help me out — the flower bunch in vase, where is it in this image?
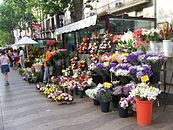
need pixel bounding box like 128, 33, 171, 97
70, 56, 79, 70
78, 36, 90, 54
78, 60, 87, 71
129, 83, 161, 101
98, 33, 112, 54
133, 29, 149, 53
129, 83, 161, 126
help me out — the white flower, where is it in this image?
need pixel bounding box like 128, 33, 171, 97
114, 69, 129, 76
88, 63, 96, 70
120, 100, 129, 109
147, 56, 159, 62
121, 31, 134, 43
87, 78, 93, 86
129, 83, 161, 101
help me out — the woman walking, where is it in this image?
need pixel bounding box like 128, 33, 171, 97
0, 50, 10, 86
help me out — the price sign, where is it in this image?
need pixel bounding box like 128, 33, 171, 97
141, 75, 149, 83
103, 62, 109, 67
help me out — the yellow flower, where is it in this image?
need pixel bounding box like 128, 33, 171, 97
103, 62, 110, 67
112, 53, 117, 58
103, 82, 112, 89
122, 53, 129, 57
62, 69, 66, 73
51, 76, 55, 80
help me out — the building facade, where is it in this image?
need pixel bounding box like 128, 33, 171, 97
39, 0, 161, 39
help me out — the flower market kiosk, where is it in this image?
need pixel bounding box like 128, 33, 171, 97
17, 14, 173, 127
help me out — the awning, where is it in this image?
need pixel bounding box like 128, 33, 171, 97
55, 15, 97, 35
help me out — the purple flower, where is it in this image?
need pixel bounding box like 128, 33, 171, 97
109, 63, 117, 68
97, 63, 108, 70
136, 65, 153, 80
127, 52, 139, 63
123, 83, 136, 96
113, 63, 131, 71
129, 66, 137, 74
97, 62, 117, 71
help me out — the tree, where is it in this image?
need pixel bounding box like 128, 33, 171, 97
40, 0, 99, 22
0, 0, 38, 44
0, 30, 13, 46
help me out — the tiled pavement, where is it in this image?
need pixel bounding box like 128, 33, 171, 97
0, 70, 173, 130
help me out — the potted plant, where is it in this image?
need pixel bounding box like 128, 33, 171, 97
96, 87, 112, 112
142, 28, 160, 53
146, 54, 166, 83
118, 97, 129, 118
161, 21, 173, 57
129, 83, 161, 126
85, 83, 103, 105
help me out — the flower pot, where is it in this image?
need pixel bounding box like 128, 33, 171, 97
100, 102, 110, 112
150, 41, 158, 54
79, 90, 84, 98
163, 40, 173, 57
118, 106, 128, 118
136, 99, 153, 126
93, 99, 100, 105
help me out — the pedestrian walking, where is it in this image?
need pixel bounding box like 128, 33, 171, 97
0, 50, 10, 86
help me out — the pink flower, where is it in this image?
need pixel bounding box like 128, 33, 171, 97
112, 35, 122, 43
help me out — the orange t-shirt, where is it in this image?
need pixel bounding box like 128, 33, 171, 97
44, 51, 56, 66
45, 51, 51, 62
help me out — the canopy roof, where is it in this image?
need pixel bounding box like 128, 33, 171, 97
55, 15, 97, 35
14, 36, 38, 45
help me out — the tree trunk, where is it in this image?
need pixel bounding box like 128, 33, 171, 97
11, 30, 15, 44
71, 0, 83, 22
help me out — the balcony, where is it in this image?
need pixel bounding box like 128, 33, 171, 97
91, 0, 150, 16
110, 0, 150, 13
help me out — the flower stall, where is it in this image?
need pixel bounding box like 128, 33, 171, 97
17, 20, 173, 127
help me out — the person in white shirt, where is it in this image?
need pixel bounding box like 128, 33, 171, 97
19, 47, 25, 68
0, 50, 10, 86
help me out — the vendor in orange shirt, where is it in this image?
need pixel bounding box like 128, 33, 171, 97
43, 46, 58, 83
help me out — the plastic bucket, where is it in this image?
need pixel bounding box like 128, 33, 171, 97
136, 99, 153, 126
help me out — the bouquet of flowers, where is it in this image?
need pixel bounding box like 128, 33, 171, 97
119, 97, 129, 109
98, 33, 112, 54
160, 21, 172, 40
117, 31, 136, 53
55, 93, 73, 103
85, 83, 103, 99
70, 56, 79, 70
142, 28, 160, 41
129, 83, 161, 101
96, 87, 112, 103
48, 90, 63, 101
78, 36, 90, 54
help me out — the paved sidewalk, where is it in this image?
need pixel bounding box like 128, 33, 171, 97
0, 70, 173, 130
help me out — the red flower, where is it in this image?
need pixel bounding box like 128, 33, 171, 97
133, 29, 143, 37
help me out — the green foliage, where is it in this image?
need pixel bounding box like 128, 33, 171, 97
0, 30, 13, 47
